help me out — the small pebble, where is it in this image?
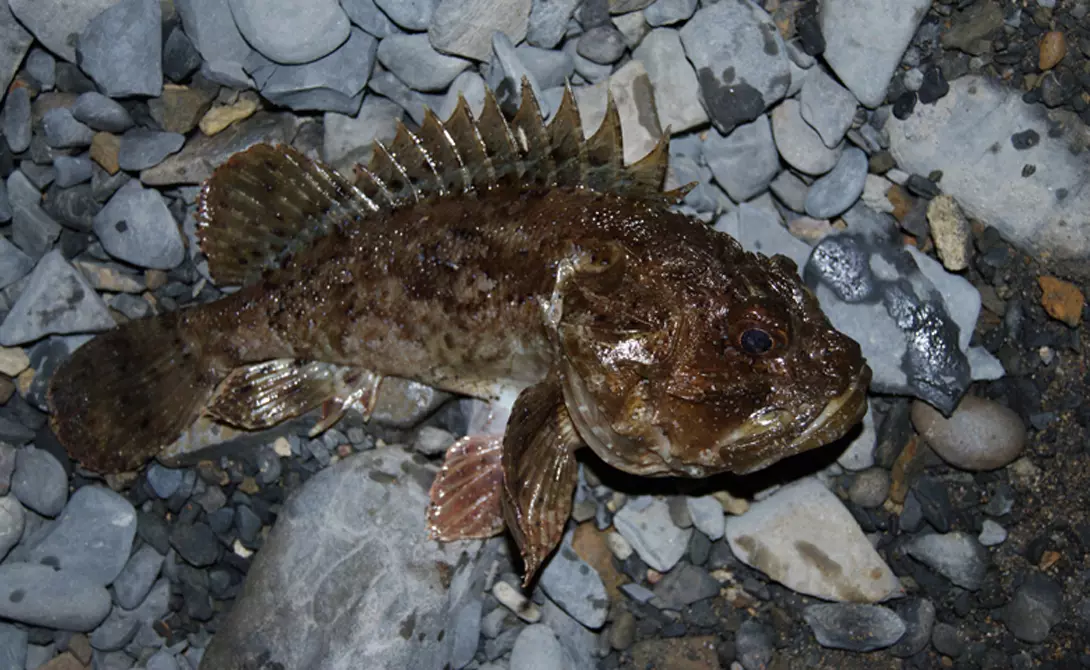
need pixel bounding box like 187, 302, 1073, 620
848, 468, 890, 509
904, 531, 988, 591
803, 603, 906, 652
1037, 275, 1083, 327
11, 446, 68, 517
978, 519, 1008, 547
1038, 31, 1066, 70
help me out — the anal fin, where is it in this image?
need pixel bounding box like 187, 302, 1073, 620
427, 436, 506, 541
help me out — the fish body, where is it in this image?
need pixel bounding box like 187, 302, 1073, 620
48, 84, 870, 580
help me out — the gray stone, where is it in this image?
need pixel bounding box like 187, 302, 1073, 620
526, 0, 579, 49
0, 237, 35, 290
77, 0, 163, 97
678, 0, 789, 134
199, 448, 485, 670
836, 399, 876, 471
0, 181, 8, 224
368, 70, 444, 127
44, 183, 101, 231
147, 650, 180, 670
438, 71, 487, 121
848, 468, 890, 509
10, 445, 68, 516
19, 161, 55, 190
509, 624, 570, 670
771, 99, 842, 175
9, 0, 117, 63
714, 200, 811, 271
229, 0, 351, 64
644, 0, 696, 26
112, 544, 165, 609
93, 180, 185, 270
613, 496, 691, 572
0, 443, 14, 494
163, 26, 203, 83
514, 45, 574, 92
71, 92, 133, 133
978, 519, 1007, 547
800, 65, 858, 148
736, 619, 773, 670
889, 598, 935, 658
0, 622, 27, 670
572, 60, 662, 165
24, 485, 137, 586
631, 28, 707, 133
429, 0, 532, 62
1003, 572, 1063, 643
725, 477, 901, 603
375, 0, 436, 30
803, 603, 906, 651
54, 155, 94, 188
175, 0, 255, 89
0, 1, 32, 97
486, 32, 545, 113
42, 108, 95, 149
322, 96, 402, 175
651, 562, 719, 609
804, 146, 868, 218
117, 129, 185, 171
142, 112, 300, 185
540, 534, 608, 629
904, 531, 988, 590
258, 28, 378, 114
26, 48, 56, 90
1, 86, 31, 153
90, 577, 170, 651
576, 24, 626, 65
378, 33, 472, 92
0, 250, 115, 345
706, 114, 778, 202
562, 38, 613, 84
0, 562, 112, 631
146, 463, 184, 499
0, 494, 24, 560
340, 0, 398, 38
685, 495, 724, 540
820, 0, 930, 107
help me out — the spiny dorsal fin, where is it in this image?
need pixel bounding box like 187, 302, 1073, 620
198, 77, 673, 286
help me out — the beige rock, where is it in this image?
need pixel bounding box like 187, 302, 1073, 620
199, 91, 260, 136
911, 395, 1025, 471
0, 346, 29, 376
927, 194, 972, 271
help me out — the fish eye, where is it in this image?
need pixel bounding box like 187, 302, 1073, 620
740, 328, 774, 355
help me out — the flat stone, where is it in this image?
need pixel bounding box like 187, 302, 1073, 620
904, 531, 988, 590
487, 32, 545, 111
9, 0, 118, 63
375, 0, 436, 31
257, 28, 378, 114
978, 519, 1007, 547
197, 91, 259, 136
0, 622, 27, 670
429, 0, 531, 62
175, 0, 255, 89
804, 603, 906, 651
0, 562, 111, 631
163, 26, 202, 82
613, 496, 691, 572
0, 494, 25, 560
804, 146, 868, 218
644, 0, 696, 26
800, 65, 858, 147
820, 0, 930, 107
0, 2, 32, 96
112, 544, 164, 609
771, 98, 841, 175
526, 0, 579, 49
678, 0, 790, 134
229, 0, 351, 64
367, 70, 444, 127
437, 71, 487, 121
651, 562, 719, 609
149, 84, 218, 134
576, 24, 626, 65
199, 448, 484, 669
77, 0, 162, 97
0, 237, 36, 290
1003, 572, 1063, 643
89, 577, 170, 651
631, 28, 707, 134
42, 108, 95, 149
911, 395, 1025, 471
24, 486, 137, 586
562, 39, 612, 84
540, 534, 609, 629
706, 114, 778, 202
340, 0, 398, 38
323, 95, 402, 174
725, 477, 901, 602
0, 250, 115, 345
509, 624, 570, 670
26, 48, 55, 90
10, 445, 68, 516
92, 179, 185, 270
1, 86, 31, 154
117, 129, 185, 171
53, 156, 94, 188
685, 495, 724, 541
378, 33, 472, 92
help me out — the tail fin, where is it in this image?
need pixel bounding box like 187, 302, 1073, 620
48, 311, 222, 473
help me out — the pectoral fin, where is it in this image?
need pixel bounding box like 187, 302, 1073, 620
501, 379, 582, 585
426, 435, 506, 541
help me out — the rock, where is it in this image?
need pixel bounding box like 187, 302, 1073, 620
613, 496, 691, 572
0, 562, 112, 631
804, 146, 867, 218
229, 0, 350, 64
904, 531, 988, 590
199, 448, 484, 669
257, 28, 378, 114
1038, 31, 1066, 71
715, 200, 813, 272
911, 396, 1025, 471
26, 48, 55, 90
1, 86, 32, 154
77, 0, 162, 97
163, 26, 203, 82
572, 60, 662, 166
90, 577, 170, 651
644, 0, 696, 26
170, 522, 221, 567
889, 598, 935, 657
0, 250, 115, 345
90, 132, 122, 174
117, 129, 185, 172
799, 65, 857, 148
540, 534, 608, 629
0, 237, 36, 290
0, 444, 14, 494
705, 114, 778, 202
678, 0, 789, 134
836, 400, 876, 471
630, 637, 719, 669
9, 173, 62, 259
368, 70, 444, 127
819, 0, 930, 107
685, 495, 724, 541
149, 84, 218, 135
509, 624, 570, 670
576, 24, 626, 65
0, 494, 24, 560
1003, 572, 1063, 643
24, 486, 137, 586
1037, 275, 1084, 327
322, 96, 402, 174
375, 0, 436, 30
0, 622, 28, 670
429, 0, 531, 62
0, 2, 32, 97
925, 194, 971, 272
725, 477, 901, 602
9, 0, 117, 63
940, 1, 1003, 55
92, 180, 185, 270
803, 604, 906, 651
198, 92, 260, 136
487, 33, 546, 111
978, 519, 1007, 547
771, 99, 841, 175
42, 108, 95, 149
916, 67, 948, 105
340, 0, 398, 38
735, 619, 773, 669
111, 544, 164, 609
508, 45, 572, 95
651, 562, 718, 609
53, 156, 94, 188
631, 30, 705, 133
10, 445, 68, 517
848, 468, 890, 509
175, 0, 255, 89
378, 33, 472, 92
526, 0, 579, 49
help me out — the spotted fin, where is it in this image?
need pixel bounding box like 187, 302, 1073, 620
426, 435, 506, 542
197, 78, 675, 287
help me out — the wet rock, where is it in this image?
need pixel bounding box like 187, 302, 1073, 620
904, 531, 988, 590
772, 98, 841, 175
799, 65, 857, 148
705, 114, 778, 202
804, 146, 867, 218
631, 28, 706, 134
378, 33, 472, 92
803, 603, 906, 651
819, 0, 930, 107
9, 0, 117, 63
230, 0, 351, 64
175, 0, 255, 88
540, 534, 608, 629
257, 28, 378, 114
679, 0, 790, 134
92, 180, 185, 270
2, 86, 32, 154
10, 445, 68, 516
76, 0, 163, 97
429, 0, 531, 62
911, 396, 1025, 471
1003, 572, 1063, 643
725, 477, 901, 602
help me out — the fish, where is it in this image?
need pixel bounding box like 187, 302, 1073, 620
47, 81, 871, 583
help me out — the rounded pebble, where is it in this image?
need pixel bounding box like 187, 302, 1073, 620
229, 0, 351, 64
11, 446, 68, 517
911, 396, 1025, 471
848, 468, 890, 509
0, 495, 25, 561
978, 519, 1008, 547
509, 624, 568, 670
804, 146, 868, 218
771, 99, 841, 175
803, 603, 906, 652
1003, 572, 1063, 643
904, 531, 988, 591
0, 562, 111, 631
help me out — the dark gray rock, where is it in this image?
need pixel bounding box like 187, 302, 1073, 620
0, 444, 16, 494
170, 522, 221, 567
930, 622, 965, 657
562, 38, 612, 84
540, 534, 608, 629
576, 24, 626, 65
163, 26, 203, 82
234, 504, 261, 543
9, 0, 117, 63
92, 179, 185, 269
258, 28, 377, 114
804, 146, 868, 218
53, 155, 94, 188
735, 619, 773, 670
1003, 572, 1064, 643
904, 531, 988, 591
0, 1, 32, 98
0, 562, 111, 631
72, 92, 134, 133
377, 33, 472, 92
175, 0, 255, 89
890, 598, 935, 657
706, 114, 778, 202
10, 445, 68, 517
230, 0, 350, 64
26, 48, 56, 90
1, 86, 31, 154
18, 161, 55, 190
24, 485, 137, 586
44, 183, 101, 231
112, 544, 164, 609
77, 0, 163, 97
679, 0, 790, 134
651, 562, 719, 609
42, 108, 95, 149
90, 577, 171, 651
803, 603, 906, 651
340, 0, 398, 38
375, 0, 436, 30
117, 129, 185, 171
0, 622, 27, 670
0, 494, 24, 560
0, 250, 115, 345
146, 464, 183, 499
0, 181, 9, 224
0, 237, 35, 290
526, 0, 579, 49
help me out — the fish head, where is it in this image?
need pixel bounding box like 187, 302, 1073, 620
555, 237, 871, 478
